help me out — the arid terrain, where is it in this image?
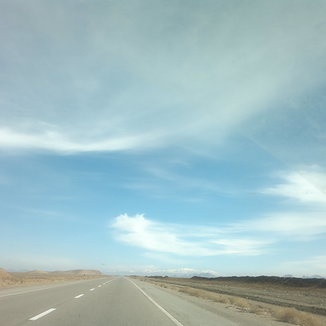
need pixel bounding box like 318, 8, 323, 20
141, 276, 326, 326
0, 267, 104, 288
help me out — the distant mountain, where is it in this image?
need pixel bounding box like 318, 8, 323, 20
143, 268, 219, 278
27, 270, 49, 274
311, 275, 324, 279
190, 275, 326, 287
191, 272, 220, 278
0, 268, 14, 280
302, 275, 324, 279
49, 269, 102, 276
70, 269, 102, 275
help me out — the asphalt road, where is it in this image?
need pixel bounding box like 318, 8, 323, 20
0, 277, 289, 326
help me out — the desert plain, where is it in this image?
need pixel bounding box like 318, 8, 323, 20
0, 267, 103, 288
141, 275, 326, 326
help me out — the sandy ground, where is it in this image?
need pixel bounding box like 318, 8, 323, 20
0, 268, 104, 288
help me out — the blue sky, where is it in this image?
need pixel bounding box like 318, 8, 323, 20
1, 0, 326, 277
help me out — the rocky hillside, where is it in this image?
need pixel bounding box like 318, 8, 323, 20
0, 268, 104, 288
0, 268, 14, 280
49, 270, 102, 276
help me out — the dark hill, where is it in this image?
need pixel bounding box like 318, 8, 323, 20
191, 276, 326, 288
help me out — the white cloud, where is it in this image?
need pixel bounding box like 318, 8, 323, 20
0, 127, 157, 153
111, 214, 270, 257
111, 211, 326, 258
234, 211, 326, 240
211, 238, 272, 255
255, 168, 326, 240
112, 214, 217, 256
261, 169, 326, 204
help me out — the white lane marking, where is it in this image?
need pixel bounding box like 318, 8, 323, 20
90, 288, 95, 291
104, 280, 114, 285
98, 285, 102, 288
74, 294, 84, 299
128, 279, 184, 326
29, 308, 56, 321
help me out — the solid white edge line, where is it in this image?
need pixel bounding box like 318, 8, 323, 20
29, 308, 56, 321
128, 279, 184, 326
74, 294, 84, 298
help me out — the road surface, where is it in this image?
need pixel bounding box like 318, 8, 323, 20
0, 277, 289, 326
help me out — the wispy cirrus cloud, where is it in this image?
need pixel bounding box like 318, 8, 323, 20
111, 214, 272, 257
111, 214, 218, 256
254, 167, 326, 239
236, 212, 326, 240
1, 1, 325, 154
111, 210, 326, 258
261, 169, 326, 204
211, 239, 272, 256
0, 127, 158, 153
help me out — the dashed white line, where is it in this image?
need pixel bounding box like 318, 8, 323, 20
90, 288, 95, 291
98, 285, 102, 288
29, 308, 56, 321
74, 294, 84, 299
128, 279, 184, 326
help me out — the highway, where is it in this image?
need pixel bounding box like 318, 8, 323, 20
0, 277, 288, 326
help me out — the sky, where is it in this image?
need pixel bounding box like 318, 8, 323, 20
0, 0, 326, 277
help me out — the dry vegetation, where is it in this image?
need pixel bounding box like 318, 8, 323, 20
141, 276, 326, 326
0, 268, 104, 288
